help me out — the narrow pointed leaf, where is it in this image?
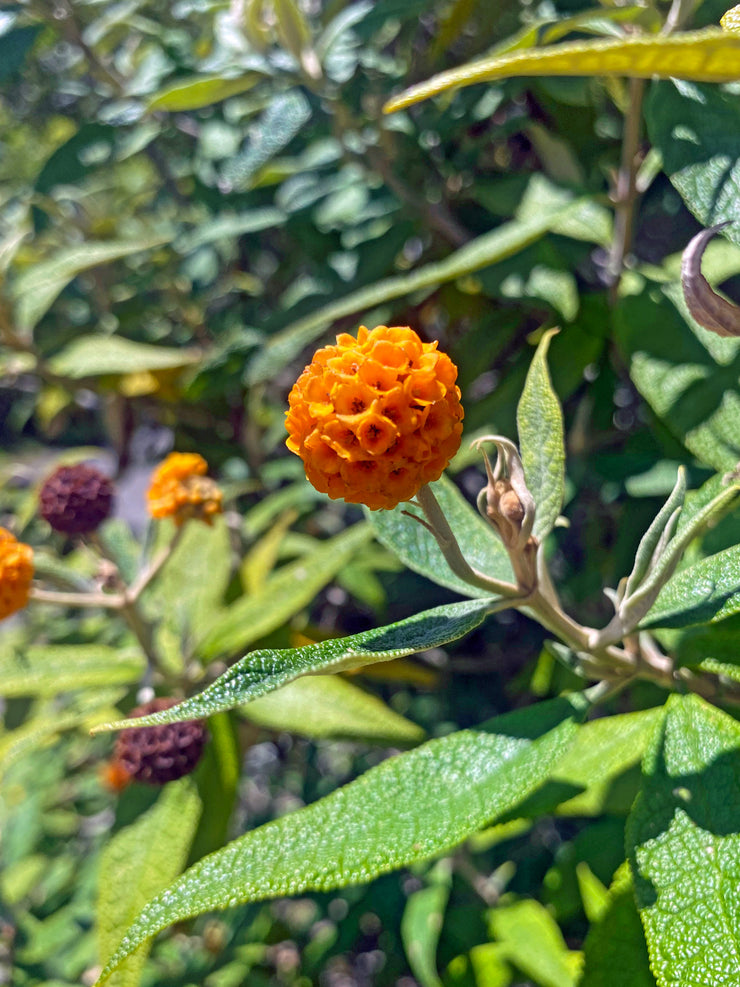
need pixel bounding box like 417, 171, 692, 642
47, 335, 200, 379
241, 675, 425, 745
197, 522, 373, 660
517, 328, 565, 540
246, 194, 612, 384
401, 860, 451, 987
488, 899, 581, 987
92, 598, 497, 733
98, 779, 201, 987
384, 31, 740, 113
95, 695, 583, 985
642, 543, 740, 628
0, 644, 144, 696
367, 475, 513, 598
147, 73, 261, 111
627, 694, 740, 986
625, 468, 686, 600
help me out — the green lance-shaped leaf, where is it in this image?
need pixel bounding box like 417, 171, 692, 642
197, 522, 374, 660
147, 73, 261, 111
47, 335, 200, 379
11, 237, 169, 336
642, 543, 740, 629
95, 695, 583, 985
0, 644, 144, 697
241, 675, 425, 746
367, 475, 513, 599
488, 898, 582, 987
401, 860, 451, 987
98, 779, 201, 987
246, 193, 611, 385
579, 862, 655, 987
516, 327, 565, 541
92, 598, 498, 734
624, 467, 687, 601
627, 694, 740, 986
384, 30, 740, 114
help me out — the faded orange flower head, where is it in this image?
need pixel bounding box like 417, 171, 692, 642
147, 453, 223, 526
285, 325, 464, 510
0, 527, 34, 620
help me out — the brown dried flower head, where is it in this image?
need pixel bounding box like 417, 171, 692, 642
39, 463, 114, 535
112, 697, 207, 786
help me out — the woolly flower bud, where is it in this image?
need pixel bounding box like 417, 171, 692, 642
39, 463, 114, 535
147, 452, 223, 526
111, 697, 207, 786
0, 527, 34, 621
285, 325, 464, 510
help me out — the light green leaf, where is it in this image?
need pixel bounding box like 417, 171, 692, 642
517, 327, 565, 540
47, 335, 200, 379
147, 73, 261, 111
197, 522, 373, 660
94, 695, 583, 985
579, 861, 655, 987
384, 30, 740, 113
175, 208, 285, 253
642, 544, 740, 628
0, 644, 144, 697
367, 475, 513, 598
625, 468, 686, 601
488, 898, 581, 987
627, 694, 740, 986
92, 598, 498, 734
516, 707, 663, 817
646, 81, 740, 246
11, 238, 169, 335
241, 675, 425, 745
0, 690, 124, 782
247, 190, 615, 385
401, 860, 451, 987
98, 779, 201, 987
576, 862, 610, 924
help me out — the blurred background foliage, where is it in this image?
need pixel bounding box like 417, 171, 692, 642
1, 0, 739, 984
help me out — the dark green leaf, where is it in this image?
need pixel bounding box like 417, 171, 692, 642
642, 544, 740, 628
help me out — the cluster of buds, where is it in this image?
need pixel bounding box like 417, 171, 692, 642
0, 527, 34, 620
285, 325, 464, 510
39, 463, 114, 535
105, 697, 207, 788
146, 452, 223, 526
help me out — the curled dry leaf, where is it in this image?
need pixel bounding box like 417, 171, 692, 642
681, 222, 740, 337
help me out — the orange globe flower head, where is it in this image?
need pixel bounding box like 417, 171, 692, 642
285, 325, 464, 510
0, 527, 34, 620
147, 452, 223, 526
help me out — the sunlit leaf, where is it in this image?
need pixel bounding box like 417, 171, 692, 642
147, 73, 261, 111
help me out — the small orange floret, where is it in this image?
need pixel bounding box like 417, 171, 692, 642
0, 527, 34, 620
147, 452, 223, 526
285, 325, 464, 510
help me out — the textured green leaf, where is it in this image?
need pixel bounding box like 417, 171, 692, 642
0, 644, 144, 697
627, 694, 740, 986
625, 468, 686, 601
11, 238, 169, 334
147, 73, 261, 111
93, 598, 497, 733
175, 208, 286, 253
241, 675, 425, 745
384, 31, 740, 113
517, 327, 565, 540
642, 544, 740, 628
94, 695, 583, 985
659, 613, 740, 670
580, 862, 655, 987
197, 522, 373, 660
401, 860, 451, 987
246, 192, 614, 385
47, 335, 200, 379
367, 475, 513, 598
646, 81, 740, 246
98, 779, 201, 987
516, 708, 662, 817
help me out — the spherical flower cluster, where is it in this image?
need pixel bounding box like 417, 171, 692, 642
0, 527, 34, 621
285, 325, 464, 510
109, 697, 207, 787
39, 463, 114, 535
147, 452, 223, 526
